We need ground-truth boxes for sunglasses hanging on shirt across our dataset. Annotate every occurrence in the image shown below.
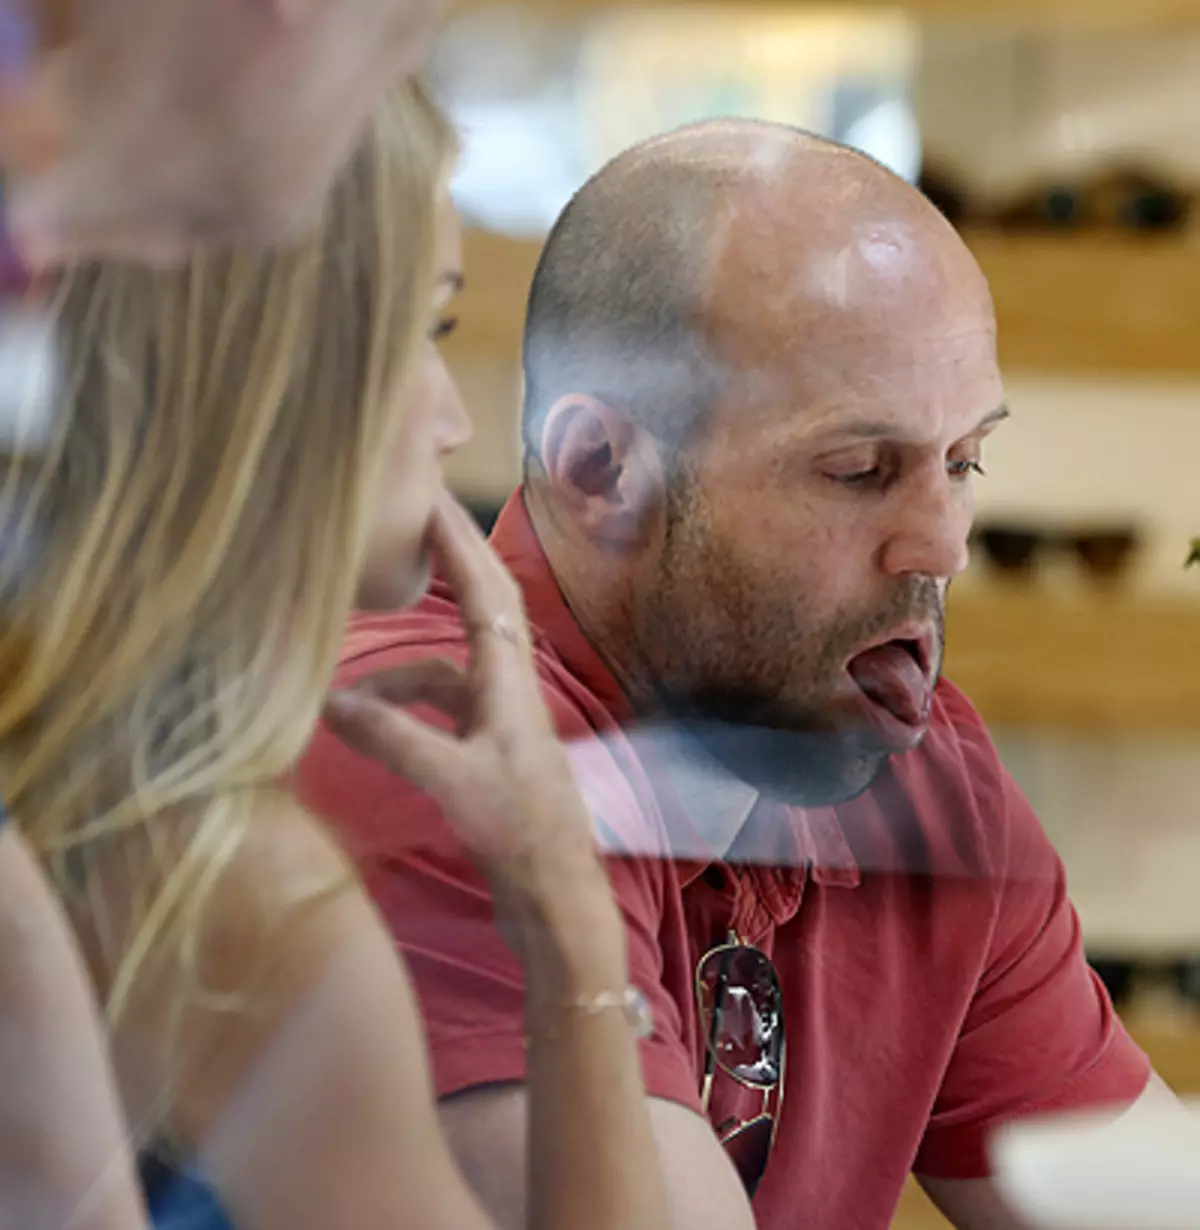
[694,933,786,1199]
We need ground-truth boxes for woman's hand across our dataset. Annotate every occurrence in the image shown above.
[324,492,604,891]
[324,493,623,982]
[0,0,445,268]
[326,497,672,1230]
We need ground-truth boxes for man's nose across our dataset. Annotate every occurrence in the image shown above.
[878,479,971,582]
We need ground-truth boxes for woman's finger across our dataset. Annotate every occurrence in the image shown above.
[430,493,541,717]
[353,657,473,734]
[433,492,524,632]
[324,689,462,797]
[324,690,530,867]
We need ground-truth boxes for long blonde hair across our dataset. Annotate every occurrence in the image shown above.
[0,82,455,1022]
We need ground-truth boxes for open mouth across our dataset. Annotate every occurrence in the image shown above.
[844,631,936,744]
[895,637,929,677]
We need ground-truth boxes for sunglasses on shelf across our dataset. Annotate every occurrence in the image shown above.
[919,164,1193,235]
[695,932,786,1199]
[992,171,1192,234]
[972,523,1142,583]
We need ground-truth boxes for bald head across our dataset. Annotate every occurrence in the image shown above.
[523,121,1007,806]
[521,120,994,464]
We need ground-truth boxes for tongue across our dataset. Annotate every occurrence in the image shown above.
[847,643,930,727]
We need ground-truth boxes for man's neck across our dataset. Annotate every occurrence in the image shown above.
[649,728,761,859]
[526,483,759,860]
[525,481,657,714]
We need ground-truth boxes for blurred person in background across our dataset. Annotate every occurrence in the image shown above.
[0,0,447,267]
[302,120,1184,1230]
[0,81,672,1230]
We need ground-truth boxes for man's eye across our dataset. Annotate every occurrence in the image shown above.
[431,315,459,341]
[948,459,987,478]
[835,467,881,486]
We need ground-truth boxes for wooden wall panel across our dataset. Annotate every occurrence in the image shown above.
[450,229,1200,379]
[459,0,1200,30]
[945,586,1200,732]
[968,235,1200,378]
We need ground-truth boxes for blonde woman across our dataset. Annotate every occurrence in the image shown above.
[0,82,669,1230]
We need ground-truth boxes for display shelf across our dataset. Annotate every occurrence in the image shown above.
[449,230,1200,379]
[944,584,1200,732]
[440,229,539,361]
[459,0,1200,28]
[965,233,1200,378]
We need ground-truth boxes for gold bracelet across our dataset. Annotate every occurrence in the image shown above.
[526,985,655,1044]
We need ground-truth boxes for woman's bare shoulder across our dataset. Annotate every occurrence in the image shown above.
[108,789,393,1129]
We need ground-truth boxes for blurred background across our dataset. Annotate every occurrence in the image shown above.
[421,3,1200,1223]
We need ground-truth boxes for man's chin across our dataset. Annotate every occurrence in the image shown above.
[681,717,891,808]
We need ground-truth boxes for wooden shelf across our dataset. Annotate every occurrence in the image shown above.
[441,229,539,362]
[451,229,1200,378]
[965,233,1200,377]
[944,585,1200,732]
[459,0,1200,29]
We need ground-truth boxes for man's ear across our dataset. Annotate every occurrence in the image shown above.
[538,394,665,546]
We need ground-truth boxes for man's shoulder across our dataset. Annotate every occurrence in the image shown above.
[925,676,993,758]
[915,676,1000,781]
[339,588,468,671]
[308,591,676,873]
[848,677,1016,877]
[335,587,620,750]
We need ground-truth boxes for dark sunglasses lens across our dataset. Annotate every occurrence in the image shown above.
[976,527,1040,574]
[697,946,784,1086]
[721,1114,774,1199]
[1071,530,1140,580]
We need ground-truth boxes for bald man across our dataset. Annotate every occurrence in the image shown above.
[302,123,1175,1230]
[0,0,445,266]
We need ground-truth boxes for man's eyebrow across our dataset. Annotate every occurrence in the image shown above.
[438,271,465,290]
[816,402,1011,443]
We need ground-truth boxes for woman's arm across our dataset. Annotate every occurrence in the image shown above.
[111,792,486,1230]
[504,850,674,1230]
[117,794,494,1230]
[0,825,146,1230]
[324,493,674,1230]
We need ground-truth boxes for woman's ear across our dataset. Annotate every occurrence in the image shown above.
[538,394,665,546]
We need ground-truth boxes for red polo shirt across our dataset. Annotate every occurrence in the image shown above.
[298,491,1150,1229]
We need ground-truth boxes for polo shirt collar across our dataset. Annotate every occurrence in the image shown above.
[490,491,633,720]
[489,489,860,890]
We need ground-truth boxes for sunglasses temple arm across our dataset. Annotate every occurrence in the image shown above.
[700,1065,716,1114]
[767,1045,786,1148]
